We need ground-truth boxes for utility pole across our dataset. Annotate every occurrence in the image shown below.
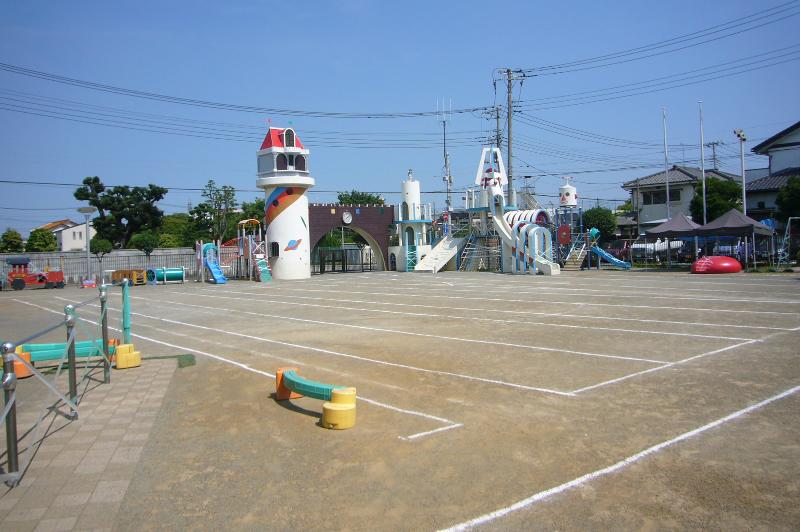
[699,102,707,224]
[439,99,452,215]
[506,69,514,207]
[662,108,671,219]
[735,129,747,215]
[495,107,502,150]
[705,141,721,170]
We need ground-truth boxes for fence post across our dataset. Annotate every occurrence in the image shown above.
[64,305,78,420]
[122,279,132,344]
[100,285,110,384]
[2,341,20,487]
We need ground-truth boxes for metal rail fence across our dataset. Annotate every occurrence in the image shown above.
[0,248,197,286]
[1,283,130,487]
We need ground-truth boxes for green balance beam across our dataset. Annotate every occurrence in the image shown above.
[282,370,345,401]
[20,342,117,363]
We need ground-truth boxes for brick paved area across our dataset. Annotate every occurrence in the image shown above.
[0,359,176,531]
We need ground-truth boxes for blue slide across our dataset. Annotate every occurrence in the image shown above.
[590,246,632,270]
[202,243,228,284]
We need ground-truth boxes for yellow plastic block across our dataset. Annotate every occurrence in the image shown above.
[331,387,357,405]
[321,402,356,430]
[115,344,134,355]
[115,350,141,370]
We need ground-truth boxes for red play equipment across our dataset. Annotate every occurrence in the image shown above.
[691,255,742,274]
[4,257,65,290]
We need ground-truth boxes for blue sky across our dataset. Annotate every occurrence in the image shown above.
[1,0,798,235]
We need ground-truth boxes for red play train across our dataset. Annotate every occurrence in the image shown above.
[3,257,65,290]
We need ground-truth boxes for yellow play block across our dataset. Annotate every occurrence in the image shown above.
[322,402,356,430]
[115,344,134,355]
[331,387,357,405]
[115,350,141,370]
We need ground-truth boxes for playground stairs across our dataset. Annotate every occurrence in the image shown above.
[562,245,587,271]
[406,245,418,271]
[414,235,463,273]
[516,191,542,210]
[459,235,501,272]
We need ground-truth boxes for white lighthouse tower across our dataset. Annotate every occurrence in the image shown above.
[256,127,315,280]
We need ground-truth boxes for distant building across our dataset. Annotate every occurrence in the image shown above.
[749,120,800,221]
[621,165,739,228]
[35,219,96,251]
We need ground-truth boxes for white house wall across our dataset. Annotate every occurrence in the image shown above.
[636,183,695,223]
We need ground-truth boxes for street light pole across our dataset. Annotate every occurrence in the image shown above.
[734,129,747,215]
[77,206,97,283]
[699,102,707,224]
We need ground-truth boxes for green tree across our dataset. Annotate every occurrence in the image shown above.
[689,177,742,222]
[240,197,265,222]
[0,228,24,253]
[618,199,633,212]
[192,180,238,242]
[90,236,113,267]
[775,175,800,222]
[25,228,57,252]
[160,213,194,247]
[337,190,384,205]
[159,233,183,248]
[74,176,168,248]
[129,231,160,262]
[583,207,617,244]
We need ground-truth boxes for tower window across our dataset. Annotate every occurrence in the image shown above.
[295,155,306,171]
[270,242,280,257]
[276,154,288,170]
[284,129,295,147]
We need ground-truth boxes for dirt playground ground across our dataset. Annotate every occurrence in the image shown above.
[2,270,799,530]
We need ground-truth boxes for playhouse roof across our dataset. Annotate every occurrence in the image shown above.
[645,212,701,237]
[695,208,774,237]
[259,128,305,150]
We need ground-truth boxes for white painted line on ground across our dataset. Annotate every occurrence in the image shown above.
[35,298,463,442]
[149,295,670,364]
[216,287,792,332]
[303,280,800,305]
[192,289,756,340]
[676,339,760,364]
[570,364,676,394]
[270,286,800,316]
[439,384,800,531]
[399,423,464,441]
[121,305,577,396]
[571,331,787,394]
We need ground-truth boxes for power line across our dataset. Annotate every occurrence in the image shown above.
[0,62,492,119]
[513,47,800,110]
[516,1,800,75]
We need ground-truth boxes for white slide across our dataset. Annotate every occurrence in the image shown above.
[490,190,560,275]
[414,235,462,273]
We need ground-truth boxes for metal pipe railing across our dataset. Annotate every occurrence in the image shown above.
[2,341,19,487]
[1,282,127,487]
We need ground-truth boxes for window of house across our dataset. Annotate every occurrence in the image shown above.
[79,231,82,240]
[758,201,765,209]
[642,190,667,205]
[668,189,680,202]
[284,129,295,147]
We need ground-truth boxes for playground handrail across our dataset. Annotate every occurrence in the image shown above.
[1,281,129,488]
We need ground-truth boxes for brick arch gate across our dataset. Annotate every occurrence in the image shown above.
[308,204,395,271]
